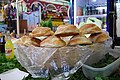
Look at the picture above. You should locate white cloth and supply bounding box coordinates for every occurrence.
[0,68,29,80]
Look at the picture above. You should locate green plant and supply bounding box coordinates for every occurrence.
[91,53,118,68]
[40,17,52,30]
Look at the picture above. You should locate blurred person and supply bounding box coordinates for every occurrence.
[1,4,7,23]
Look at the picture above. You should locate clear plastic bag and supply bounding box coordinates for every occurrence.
[14,40,111,79]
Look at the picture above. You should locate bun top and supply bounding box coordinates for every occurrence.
[29,27,54,37]
[68,34,92,46]
[16,24,110,47]
[79,24,102,34]
[89,31,110,43]
[40,36,66,48]
[55,24,79,37]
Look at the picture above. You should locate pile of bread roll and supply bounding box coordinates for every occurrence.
[15,23,110,47]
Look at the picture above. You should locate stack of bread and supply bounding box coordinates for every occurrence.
[15,23,110,47]
[15,24,110,77]
[79,23,110,43]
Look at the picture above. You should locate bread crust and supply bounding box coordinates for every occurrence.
[40,36,66,47]
[29,27,54,37]
[55,24,79,37]
[15,36,32,46]
[89,31,110,43]
[79,24,102,34]
[68,34,92,45]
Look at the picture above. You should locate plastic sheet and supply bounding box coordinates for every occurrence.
[14,41,111,79]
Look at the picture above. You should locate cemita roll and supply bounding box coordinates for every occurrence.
[28,27,54,46]
[89,31,110,43]
[68,34,92,46]
[29,27,54,38]
[79,24,102,34]
[40,35,66,48]
[55,24,79,37]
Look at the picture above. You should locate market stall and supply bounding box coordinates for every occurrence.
[1,18,120,80]
[0,0,120,80]
[1,0,68,34]
[4,22,119,79]
[21,0,68,32]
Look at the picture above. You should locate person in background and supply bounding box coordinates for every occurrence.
[1,4,7,23]
[6,3,13,27]
[13,7,16,19]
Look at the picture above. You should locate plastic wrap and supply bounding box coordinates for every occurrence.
[14,40,111,79]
